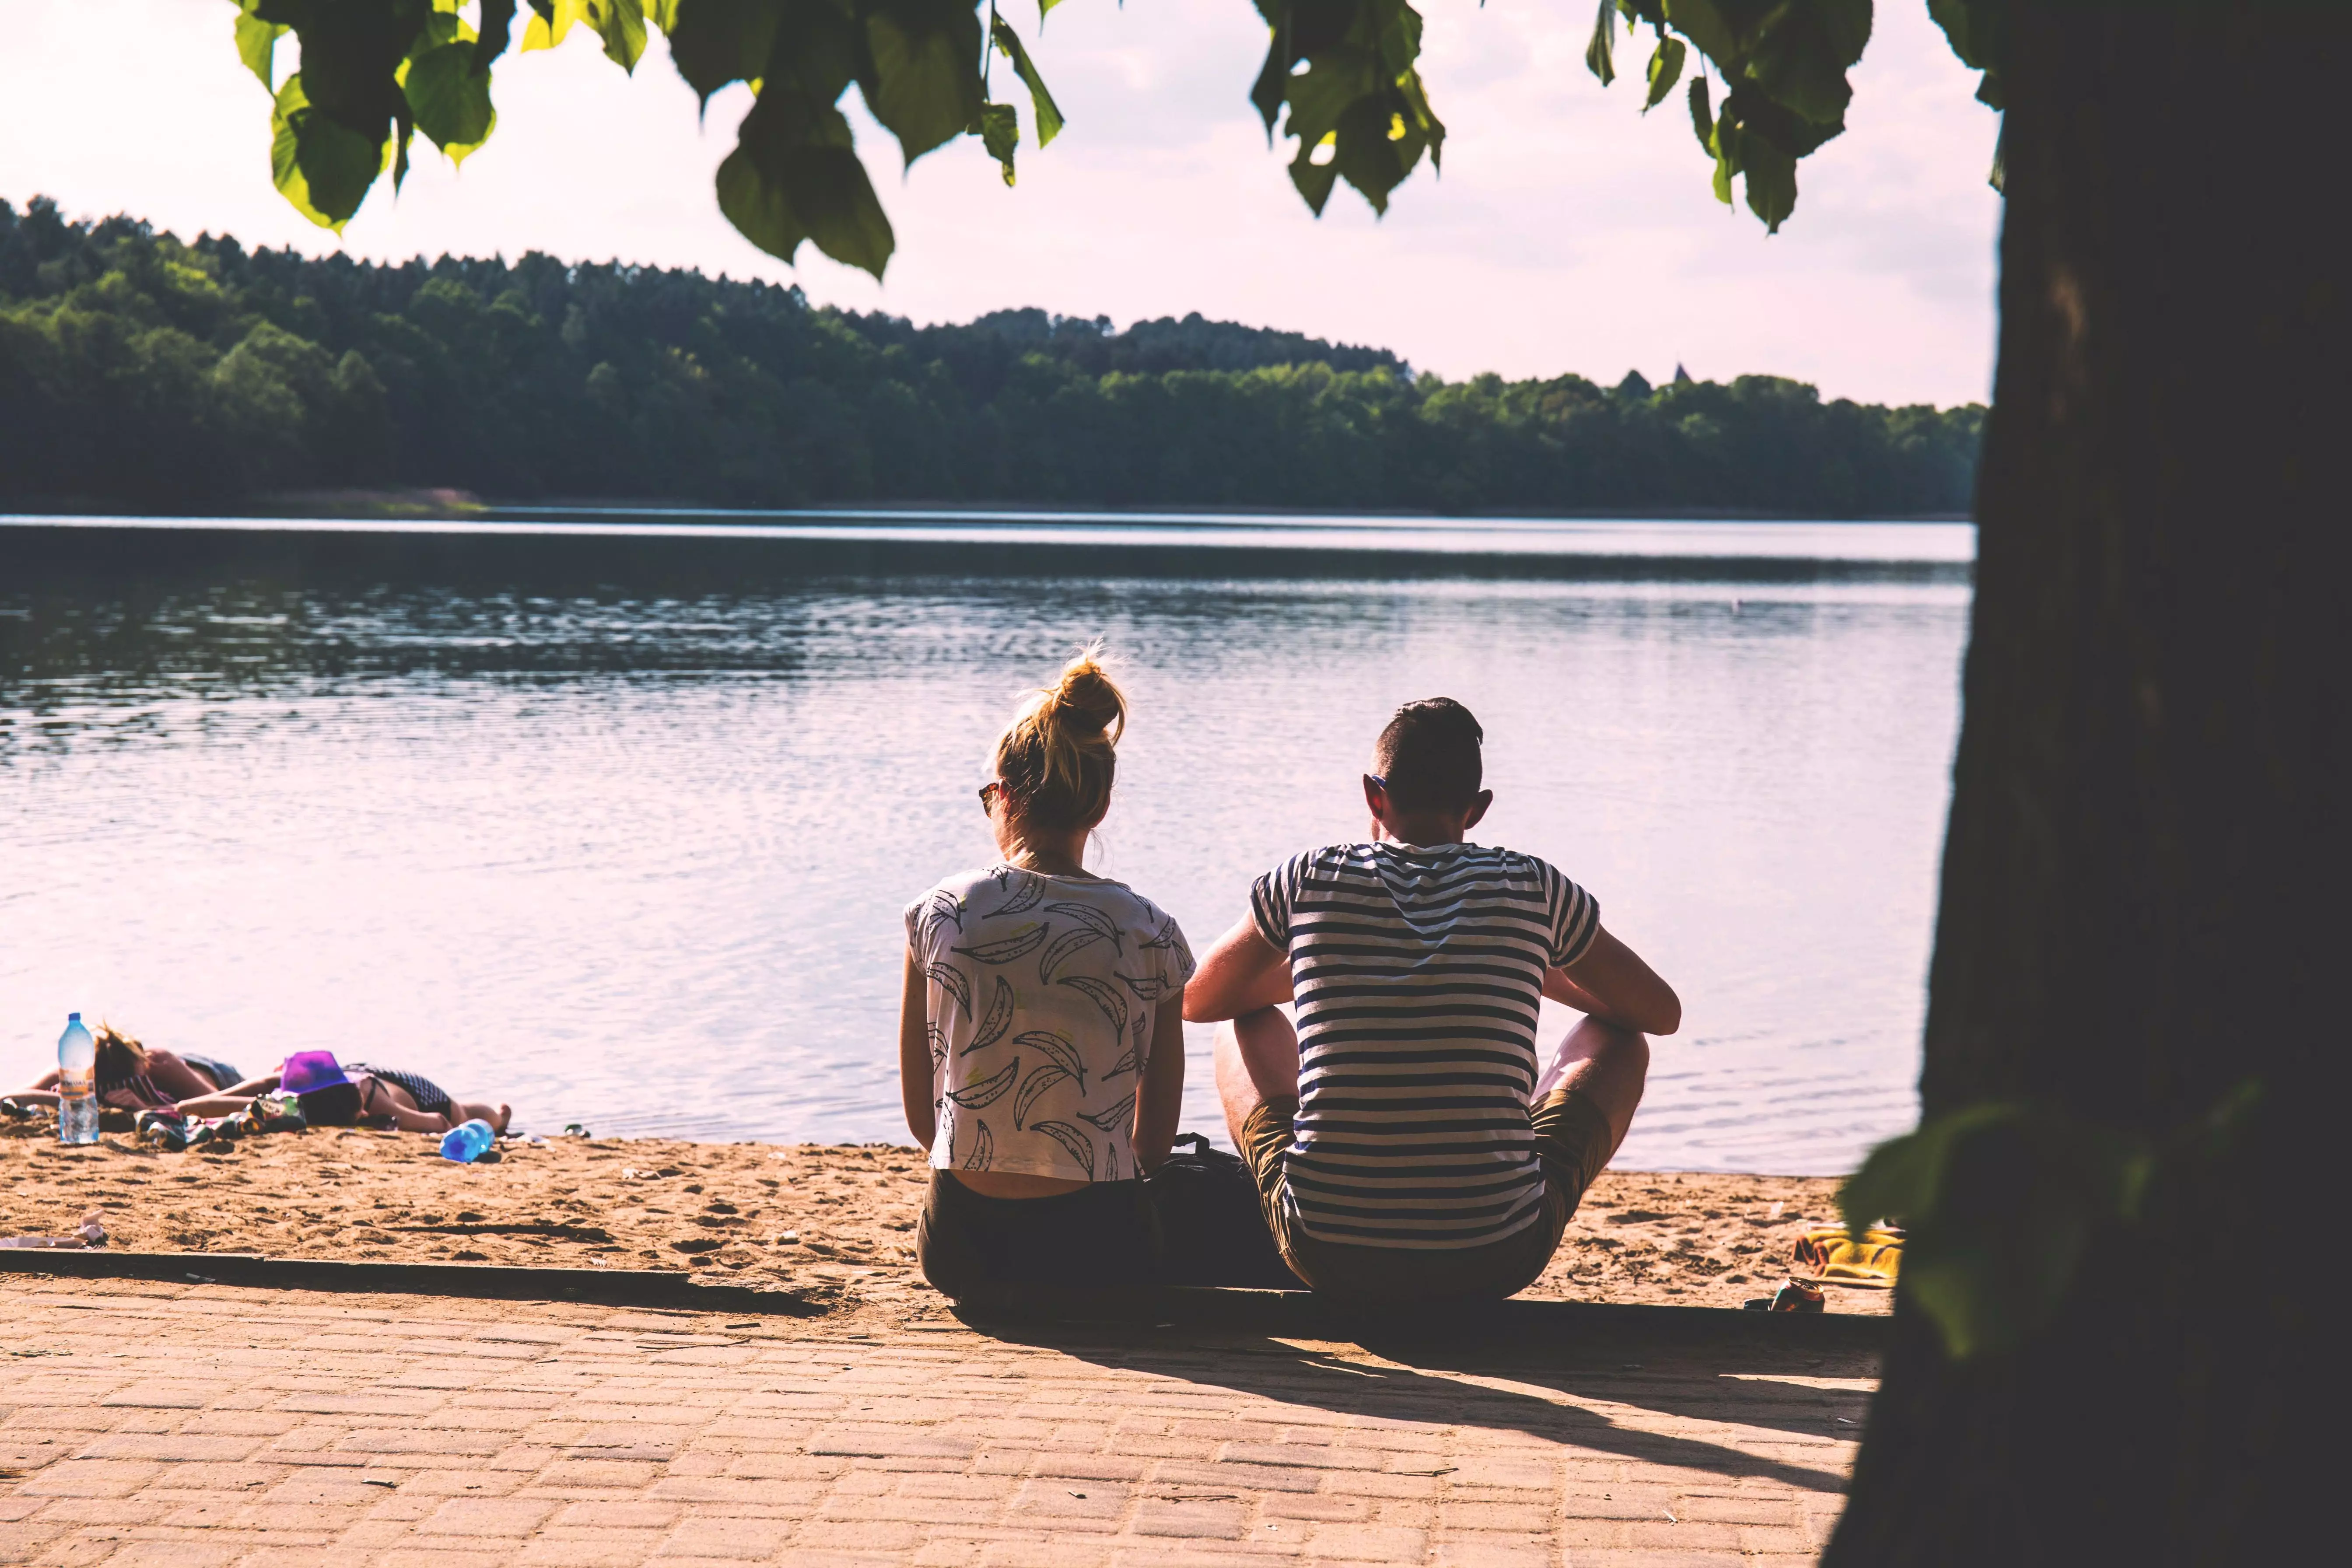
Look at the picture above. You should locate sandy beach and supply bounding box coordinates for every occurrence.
[1,1117,1887,1320]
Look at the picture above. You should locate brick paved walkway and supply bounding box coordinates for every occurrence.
[0,1278,1873,1566]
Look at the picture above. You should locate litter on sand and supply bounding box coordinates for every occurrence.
[0,1210,106,1249]
[1794,1225,1903,1288]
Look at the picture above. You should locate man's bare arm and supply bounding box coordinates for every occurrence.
[1182,917,1293,1022]
[1552,926,1681,1035]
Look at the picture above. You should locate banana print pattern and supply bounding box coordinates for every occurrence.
[954,922,1049,965]
[926,962,972,1018]
[1029,1119,1095,1174]
[944,1056,1017,1109]
[965,976,1016,1056]
[915,890,964,948]
[1013,1064,1075,1128]
[1038,924,1111,982]
[1058,974,1129,1035]
[1076,1090,1137,1134]
[1046,902,1125,949]
[992,873,1046,916]
[1012,1029,1088,1088]
[908,862,1194,1181]
[1103,1008,1150,1080]
[1116,970,1176,1001]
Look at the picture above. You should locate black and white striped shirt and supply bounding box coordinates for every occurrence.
[1251,842,1600,1250]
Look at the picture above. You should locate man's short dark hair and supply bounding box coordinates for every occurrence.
[1374,698,1484,812]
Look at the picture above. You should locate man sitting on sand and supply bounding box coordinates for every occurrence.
[1183,698,1680,1303]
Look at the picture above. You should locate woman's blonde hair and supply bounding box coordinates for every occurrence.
[94,1024,147,1084]
[993,643,1127,832]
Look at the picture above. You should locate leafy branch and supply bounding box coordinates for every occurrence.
[1584,0,1873,232]
[1840,1080,2262,1359]
[231,0,2005,275]
[229,0,1075,279]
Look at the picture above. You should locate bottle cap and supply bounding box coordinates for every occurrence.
[67,1012,81,1022]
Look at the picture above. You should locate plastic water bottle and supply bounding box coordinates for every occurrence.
[56,1013,98,1146]
[439,1118,495,1163]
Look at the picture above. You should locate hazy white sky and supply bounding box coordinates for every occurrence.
[3,0,2001,405]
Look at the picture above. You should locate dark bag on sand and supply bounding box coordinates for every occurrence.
[1147,1133,1303,1289]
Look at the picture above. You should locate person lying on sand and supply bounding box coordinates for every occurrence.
[7,1024,258,1120]
[1183,697,1681,1306]
[898,647,1193,1313]
[218,1051,511,1135]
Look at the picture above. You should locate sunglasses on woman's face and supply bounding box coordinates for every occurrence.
[977,780,1002,812]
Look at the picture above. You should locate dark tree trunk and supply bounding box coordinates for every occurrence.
[1826,7,2346,1563]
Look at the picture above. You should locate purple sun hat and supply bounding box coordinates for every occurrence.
[279,1051,351,1097]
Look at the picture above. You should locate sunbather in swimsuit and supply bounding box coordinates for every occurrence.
[7,1026,256,1121]
[216,1052,511,1134]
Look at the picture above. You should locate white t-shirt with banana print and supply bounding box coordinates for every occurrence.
[905,864,1195,1183]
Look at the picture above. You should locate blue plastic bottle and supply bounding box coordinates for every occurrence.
[57,1013,98,1146]
[439,1118,495,1162]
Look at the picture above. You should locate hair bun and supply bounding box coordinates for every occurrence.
[990,642,1128,830]
[1052,648,1125,743]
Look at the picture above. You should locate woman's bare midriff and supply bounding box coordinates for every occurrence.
[948,1168,1090,1199]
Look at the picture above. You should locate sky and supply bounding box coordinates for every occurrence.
[1,0,2003,406]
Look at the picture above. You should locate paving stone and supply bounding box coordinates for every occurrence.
[0,1279,1872,1567]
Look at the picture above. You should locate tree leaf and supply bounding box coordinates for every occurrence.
[1659,0,1735,66]
[1687,70,1712,151]
[865,0,986,163]
[402,17,498,164]
[1841,1104,2152,1361]
[522,0,589,52]
[715,84,895,278]
[1584,0,1616,86]
[235,5,287,89]
[271,72,390,233]
[970,101,1019,186]
[666,0,782,104]
[1739,131,1795,231]
[990,12,1064,148]
[1740,0,1869,126]
[1642,35,1685,112]
[584,0,649,72]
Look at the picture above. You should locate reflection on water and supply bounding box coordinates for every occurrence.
[0,522,1969,1174]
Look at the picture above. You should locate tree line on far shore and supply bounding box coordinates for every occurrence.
[0,198,1982,516]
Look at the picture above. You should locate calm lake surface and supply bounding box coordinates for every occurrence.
[0,512,1971,1174]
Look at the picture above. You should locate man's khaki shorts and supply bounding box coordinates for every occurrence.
[1237,1087,1616,1303]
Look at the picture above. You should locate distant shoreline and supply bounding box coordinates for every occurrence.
[2,492,1975,525]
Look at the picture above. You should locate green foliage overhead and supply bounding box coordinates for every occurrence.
[2,200,1981,514]
[223,2,2002,273]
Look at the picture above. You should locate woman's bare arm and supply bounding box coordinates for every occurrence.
[897,950,936,1153]
[1182,917,1293,1022]
[1555,926,1681,1036]
[1132,996,1188,1173]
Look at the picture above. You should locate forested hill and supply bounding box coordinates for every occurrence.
[1,199,1981,515]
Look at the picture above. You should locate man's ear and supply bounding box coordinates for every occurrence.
[1362,774,1388,826]
[1462,790,1494,832]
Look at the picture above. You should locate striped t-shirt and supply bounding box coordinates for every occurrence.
[1251,841,1600,1250]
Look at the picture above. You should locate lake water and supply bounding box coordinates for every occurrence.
[0,512,1971,1174]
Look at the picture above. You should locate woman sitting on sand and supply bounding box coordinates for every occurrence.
[899,646,1193,1311]
[218,1052,511,1135]
[7,1025,257,1120]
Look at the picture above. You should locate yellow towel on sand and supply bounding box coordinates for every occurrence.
[1795,1226,1902,1288]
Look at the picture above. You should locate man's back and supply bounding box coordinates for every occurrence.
[1251,840,1599,1249]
